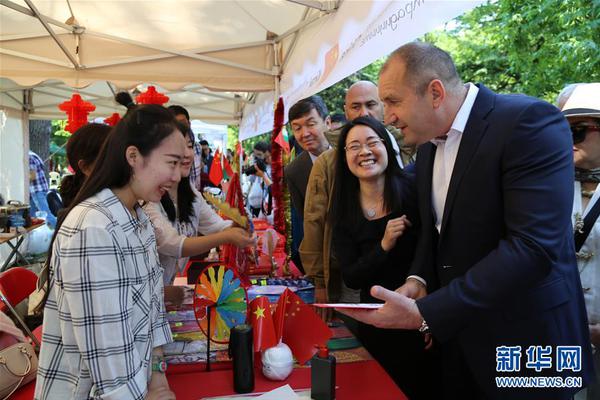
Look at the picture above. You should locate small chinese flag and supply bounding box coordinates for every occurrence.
[208,148,224,185]
[223,155,235,180]
[248,296,277,352]
[273,288,332,364]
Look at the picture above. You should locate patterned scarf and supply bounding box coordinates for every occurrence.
[575,167,600,183]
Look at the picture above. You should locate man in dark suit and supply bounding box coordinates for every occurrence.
[285,95,331,219]
[340,42,594,399]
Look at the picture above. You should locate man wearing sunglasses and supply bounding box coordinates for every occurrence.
[562,82,600,400]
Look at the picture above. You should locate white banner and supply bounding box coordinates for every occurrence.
[240,0,482,140]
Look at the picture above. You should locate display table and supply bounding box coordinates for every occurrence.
[0,222,44,272]
[167,359,407,400]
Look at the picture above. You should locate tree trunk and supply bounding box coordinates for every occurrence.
[28,119,51,174]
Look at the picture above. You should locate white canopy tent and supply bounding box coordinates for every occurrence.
[0,0,481,204]
[1,0,481,127]
[1,0,482,266]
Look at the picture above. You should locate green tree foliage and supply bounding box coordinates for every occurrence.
[424,0,600,102]
[319,58,385,115]
[317,0,599,110]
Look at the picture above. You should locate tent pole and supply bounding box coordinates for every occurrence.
[23,0,81,69]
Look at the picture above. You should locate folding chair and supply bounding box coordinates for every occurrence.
[0,267,41,350]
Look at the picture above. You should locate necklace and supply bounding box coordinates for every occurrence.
[366,208,376,218]
[582,189,596,198]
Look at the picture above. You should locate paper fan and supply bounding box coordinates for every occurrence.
[193,264,248,343]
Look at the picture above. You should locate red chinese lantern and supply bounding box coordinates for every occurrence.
[135,86,169,105]
[58,94,96,134]
[104,113,121,126]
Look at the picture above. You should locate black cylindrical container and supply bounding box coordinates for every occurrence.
[229,324,254,393]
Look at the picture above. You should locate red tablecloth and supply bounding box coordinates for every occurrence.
[167,360,407,400]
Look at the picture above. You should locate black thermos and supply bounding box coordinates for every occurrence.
[229,324,254,393]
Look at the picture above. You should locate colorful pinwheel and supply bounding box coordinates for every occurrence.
[193,264,248,343]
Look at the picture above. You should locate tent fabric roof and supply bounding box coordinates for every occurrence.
[1,1,482,130]
[1,0,333,121]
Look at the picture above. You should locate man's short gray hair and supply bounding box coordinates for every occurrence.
[381,41,462,94]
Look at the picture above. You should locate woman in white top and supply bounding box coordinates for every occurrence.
[144,123,255,285]
[563,84,600,400]
[35,103,185,400]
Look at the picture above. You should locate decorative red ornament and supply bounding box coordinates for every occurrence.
[58,94,96,134]
[135,86,169,105]
[271,97,286,235]
[104,113,121,126]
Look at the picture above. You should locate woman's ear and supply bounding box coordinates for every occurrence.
[125,145,140,168]
[77,159,92,177]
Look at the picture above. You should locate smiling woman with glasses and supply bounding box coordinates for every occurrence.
[329,116,440,398]
[561,82,600,400]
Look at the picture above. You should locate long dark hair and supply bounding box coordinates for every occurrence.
[36,104,179,312]
[60,123,112,208]
[160,121,196,224]
[331,116,407,227]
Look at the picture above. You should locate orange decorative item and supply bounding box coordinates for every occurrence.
[58,94,96,134]
[135,86,169,105]
[104,113,121,126]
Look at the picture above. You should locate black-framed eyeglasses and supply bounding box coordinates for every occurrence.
[571,123,600,144]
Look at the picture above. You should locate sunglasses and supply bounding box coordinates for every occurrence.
[571,123,600,144]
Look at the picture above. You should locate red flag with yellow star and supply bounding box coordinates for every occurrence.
[273,288,332,364]
[248,296,277,352]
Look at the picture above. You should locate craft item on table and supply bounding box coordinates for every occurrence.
[261,228,278,274]
[273,288,332,365]
[135,85,169,105]
[270,97,286,235]
[170,320,201,334]
[248,279,314,304]
[223,170,252,276]
[194,264,248,343]
[204,191,257,280]
[194,264,248,371]
[58,94,96,133]
[262,342,294,381]
[203,192,248,229]
[166,309,196,322]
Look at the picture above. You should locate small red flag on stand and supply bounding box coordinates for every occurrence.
[273,288,332,364]
[248,296,277,352]
[208,148,223,185]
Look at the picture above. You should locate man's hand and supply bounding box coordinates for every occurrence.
[255,164,264,178]
[395,278,427,300]
[336,285,423,330]
[381,215,412,252]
